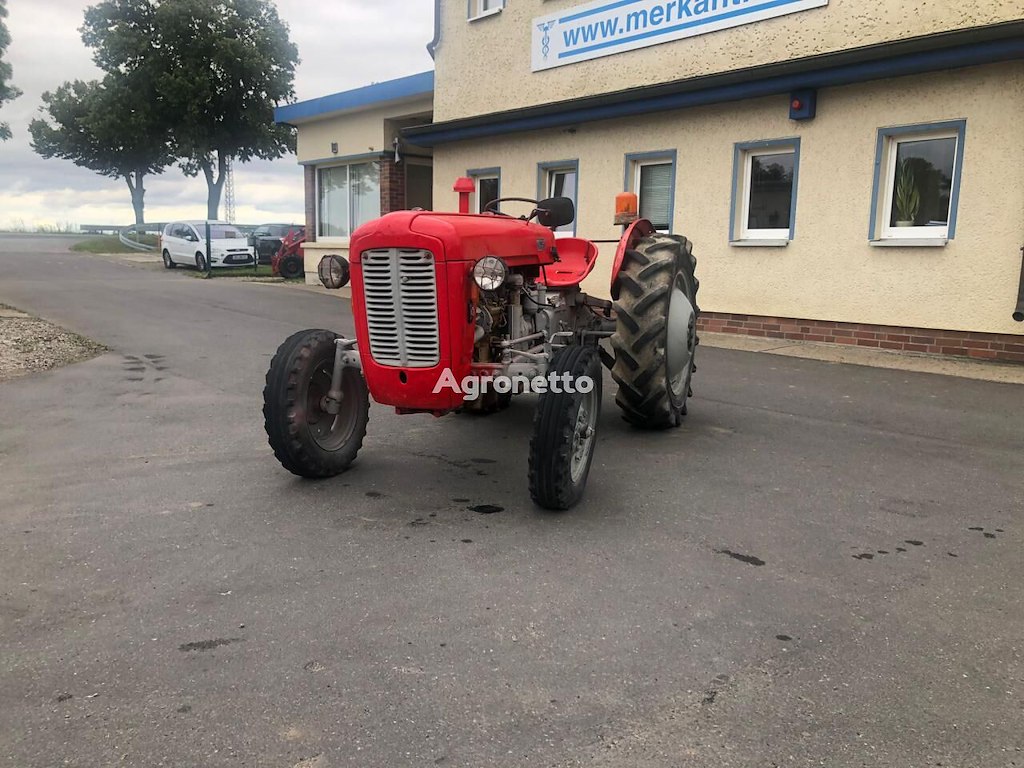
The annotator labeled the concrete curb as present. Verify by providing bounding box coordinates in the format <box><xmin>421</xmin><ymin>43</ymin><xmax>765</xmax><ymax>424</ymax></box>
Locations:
<box><xmin>700</xmin><ymin>331</ymin><xmax>1024</xmax><ymax>384</ymax></box>
<box><xmin>249</xmin><ymin>280</ymin><xmax>352</xmax><ymax>300</ymax></box>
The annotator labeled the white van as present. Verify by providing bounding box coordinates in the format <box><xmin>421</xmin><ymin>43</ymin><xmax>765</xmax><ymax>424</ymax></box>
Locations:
<box><xmin>160</xmin><ymin>220</ymin><xmax>254</xmax><ymax>270</ymax></box>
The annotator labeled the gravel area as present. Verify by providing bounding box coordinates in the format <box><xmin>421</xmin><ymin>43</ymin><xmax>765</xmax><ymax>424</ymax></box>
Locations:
<box><xmin>0</xmin><ymin>305</ymin><xmax>105</xmax><ymax>381</ymax></box>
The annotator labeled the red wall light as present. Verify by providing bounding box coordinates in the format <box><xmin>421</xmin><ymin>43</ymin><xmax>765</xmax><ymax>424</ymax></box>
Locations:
<box><xmin>789</xmin><ymin>89</ymin><xmax>817</xmax><ymax>121</ymax></box>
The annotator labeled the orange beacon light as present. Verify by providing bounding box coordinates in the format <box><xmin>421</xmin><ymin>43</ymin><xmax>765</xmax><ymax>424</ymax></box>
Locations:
<box><xmin>614</xmin><ymin>191</ymin><xmax>638</xmax><ymax>226</ymax></box>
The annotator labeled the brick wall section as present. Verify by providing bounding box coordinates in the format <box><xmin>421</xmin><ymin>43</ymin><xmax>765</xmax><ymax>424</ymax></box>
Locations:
<box><xmin>303</xmin><ymin>165</ymin><xmax>316</xmax><ymax>243</ymax></box>
<box><xmin>697</xmin><ymin>312</ymin><xmax>1024</xmax><ymax>364</ymax></box>
<box><xmin>379</xmin><ymin>158</ymin><xmax>406</xmax><ymax>214</ymax></box>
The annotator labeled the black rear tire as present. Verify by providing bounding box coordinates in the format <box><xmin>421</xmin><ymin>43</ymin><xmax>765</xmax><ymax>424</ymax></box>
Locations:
<box><xmin>263</xmin><ymin>329</ymin><xmax>370</xmax><ymax>478</ymax></box>
<box><xmin>528</xmin><ymin>345</ymin><xmax>602</xmax><ymax>510</ymax></box>
<box><xmin>279</xmin><ymin>255</ymin><xmax>303</xmax><ymax>280</ymax></box>
<box><xmin>610</xmin><ymin>234</ymin><xmax>699</xmax><ymax>429</ymax></box>
<box><xmin>162</xmin><ymin>249</ymin><xmax>176</xmax><ymax>269</ymax></box>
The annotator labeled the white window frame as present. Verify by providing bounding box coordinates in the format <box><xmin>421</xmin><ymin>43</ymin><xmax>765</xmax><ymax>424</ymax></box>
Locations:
<box><xmin>468</xmin><ymin>0</ymin><xmax>504</xmax><ymax>21</ymax></box>
<box><xmin>539</xmin><ymin>160</ymin><xmax>579</xmax><ymax>237</ymax></box>
<box><xmin>469</xmin><ymin>169</ymin><xmax>500</xmax><ymax>214</ymax></box>
<box><xmin>736</xmin><ymin>142</ymin><xmax>798</xmax><ymax>242</ymax></box>
<box><xmin>877</xmin><ymin>129</ymin><xmax>960</xmax><ymax>242</ymax></box>
<box><xmin>628</xmin><ymin>154</ymin><xmax>675</xmax><ymax>234</ymax></box>
<box><xmin>316</xmin><ymin>160</ymin><xmax>381</xmax><ymax>243</ymax></box>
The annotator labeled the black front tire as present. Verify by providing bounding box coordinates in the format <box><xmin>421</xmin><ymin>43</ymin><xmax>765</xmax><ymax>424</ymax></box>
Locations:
<box><xmin>195</xmin><ymin>252</ymin><xmax>207</xmax><ymax>271</ymax></box>
<box><xmin>263</xmin><ymin>329</ymin><xmax>370</xmax><ymax>478</ymax></box>
<box><xmin>611</xmin><ymin>234</ymin><xmax>699</xmax><ymax>429</ymax></box>
<box><xmin>528</xmin><ymin>345</ymin><xmax>603</xmax><ymax>510</ymax></box>
<box><xmin>279</xmin><ymin>255</ymin><xmax>303</xmax><ymax>280</ymax></box>
<box><xmin>162</xmin><ymin>250</ymin><xmax>176</xmax><ymax>269</ymax></box>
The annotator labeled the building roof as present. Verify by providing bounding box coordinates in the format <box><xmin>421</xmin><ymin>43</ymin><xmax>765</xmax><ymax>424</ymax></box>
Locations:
<box><xmin>274</xmin><ymin>71</ymin><xmax>434</xmax><ymax>125</ymax></box>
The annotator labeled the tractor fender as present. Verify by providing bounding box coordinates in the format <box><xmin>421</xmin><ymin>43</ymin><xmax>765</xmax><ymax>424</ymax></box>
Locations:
<box><xmin>610</xmin><ymin>218</ymin><xmax>656</xmax><ymax>299</ymax></box>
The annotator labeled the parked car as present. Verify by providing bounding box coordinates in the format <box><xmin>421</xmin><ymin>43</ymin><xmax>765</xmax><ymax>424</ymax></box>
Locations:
<box><xmin>250</xmin><ymin>223</ymin><xmax>304</xmax><ymax>265</ymax></box>
<box><xmin>160</xmin><ymin>221</ymin><xmax>254</xmax><ymax>270</ymax></box>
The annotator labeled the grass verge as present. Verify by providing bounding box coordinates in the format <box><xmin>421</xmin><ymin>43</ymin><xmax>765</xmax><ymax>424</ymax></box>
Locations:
<box><xmin>71</xmin><ymin>236</ymin><xmax>157</xmax><ymax>254</ymax></box>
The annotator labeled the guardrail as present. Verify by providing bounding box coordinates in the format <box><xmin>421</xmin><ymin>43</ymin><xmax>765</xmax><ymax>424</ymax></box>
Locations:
<box><xmin>81</xmin><ymin>224</ymin><xmax>124</xmax><ymax>235</ymax></box>
<box><xmin>118</xmin><ymin>227</ymin><xmax>157</xmax><ymax>252</ymax></box>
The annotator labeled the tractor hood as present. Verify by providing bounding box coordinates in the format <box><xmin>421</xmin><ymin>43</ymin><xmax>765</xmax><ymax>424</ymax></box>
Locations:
<box><xmin>350</xmin><ymin>210</ymin><xmax>557</xmax><ymax>268</ymax></box>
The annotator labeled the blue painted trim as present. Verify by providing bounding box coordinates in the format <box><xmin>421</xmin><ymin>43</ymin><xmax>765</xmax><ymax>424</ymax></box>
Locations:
<box><xmin>729</xmin><ymin>143</ymin><xmax>742</xmax><ymax>244</ymax></box>
<box><xmin>405</xmin><ymin>38</ymin><xmax>1024</xmax><ymax>146</ymax></box>
<box><xmin>785</xmin><ymin>138</ymin><xmax>801</xmax><ymax>240</ymax></box>
<box><xmin>467</xmin><ymin>166</ymin><xmax>501</xmax><ymax>182</ymax></box>
<box><xmin>867</xmin><ymin>119</ymin><xmax>966</xmax><ymax>240</ymax></box>
<box><xmin>867</xmin><ymin>129</ymin><xmax>887</xmax><ymax>241</ymax></box>
<box><xmin>624</xmin><ymin>150</ymin><xmax>677</xmax><ymax>232</ymax></box>
<box><xmin>730</xmin><ymin>137</ymin><xmax>801</xmax><ymax>241</ymax></box>
<box><xmin>560</xmin><ymin>0</ymin><xmax>809</xmax><ymax>59</ymax></box>
<box><xmin>467</xmin><ymin>166</ymin><xmax>501</xmax><ymax>212</ymax></box>
<box><xmin>275</xmin><ymin>71</ymin><xmax>434</xmax><ymax>124</ymax></box>
<box><xmin>537</xmin><ymin>159</ymin><xmax>580</xmax><ymax>234</ymax></box>
<box><xmin>300</xmin><ymin>151</ymin><xmax>387</xmax><ymax>167</ymax></box>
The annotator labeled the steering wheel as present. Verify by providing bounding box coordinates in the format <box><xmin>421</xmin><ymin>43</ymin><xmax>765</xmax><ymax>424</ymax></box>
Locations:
<box><xmin>483</xmin><ymin>197</ymin><xmax>540</xmax><ymax>219</ymax></box>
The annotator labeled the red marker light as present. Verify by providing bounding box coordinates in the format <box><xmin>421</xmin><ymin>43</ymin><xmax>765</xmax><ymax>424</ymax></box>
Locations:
<box><xmin>791</xmin><ymin>99</ymin><xmax>803</xmax><ymax>110</ymax></box>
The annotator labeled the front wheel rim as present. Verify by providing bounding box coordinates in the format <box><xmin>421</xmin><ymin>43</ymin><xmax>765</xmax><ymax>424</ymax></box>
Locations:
<box><xmin>306</xmin><ymin>362</ymin><xmax>361</xmax><ymax>452</ymax></box>
<box><xmin>569</xmin><ymin>388</ymin><xmax>598</xmax><ymax>483</ymax></box>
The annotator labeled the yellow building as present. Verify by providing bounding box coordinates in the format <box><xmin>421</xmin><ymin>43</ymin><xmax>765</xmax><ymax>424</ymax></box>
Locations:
<box><xmin>275</xmin><ymin>1</ymin><xmax>1024</xmax><ymax>362</ymax></box>
<box><xmin>275</xmin><ymin>72</ymin><xmax>435</xmax><ymax>279</ymax></box>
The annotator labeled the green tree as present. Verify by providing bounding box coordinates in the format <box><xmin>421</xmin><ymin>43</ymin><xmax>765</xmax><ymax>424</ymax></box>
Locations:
<box><xmin>29</xmin><ymin>76</ymin><xmax>174</xmax><ymax>224</ymax></box>
<box><xmin>0</xmin><ymin>0</ymin><xmax>21</xmax><ymax>140</ymax></box>
<box><xmin>82</xmin><ymin>0</ymin><xmax>299</xmax><ymax>219</ymax></box>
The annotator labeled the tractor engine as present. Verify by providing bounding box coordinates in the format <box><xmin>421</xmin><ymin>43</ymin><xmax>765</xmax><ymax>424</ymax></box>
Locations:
<box><xmin>466</xmin><ymin>271</ymin><xmax>563</xmax><ymax>412</ymax></box>
<box><xmin>472</xmin><ymin>273</ymin><xmax>558</xmax><ymax>363</ymax></box>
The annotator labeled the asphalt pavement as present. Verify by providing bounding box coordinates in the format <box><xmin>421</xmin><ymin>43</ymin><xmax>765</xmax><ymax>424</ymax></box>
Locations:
<box><xmin>1</xmin><ymin>234</ymin><xmax>1022</xmax><ymax>767</ymax></box>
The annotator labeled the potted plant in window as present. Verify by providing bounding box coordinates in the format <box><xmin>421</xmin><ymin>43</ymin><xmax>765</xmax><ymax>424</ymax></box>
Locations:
<box><xmin>894</xmin><ymin>159</ymin><xmax>920</xmax><ymax>227</ymax></box>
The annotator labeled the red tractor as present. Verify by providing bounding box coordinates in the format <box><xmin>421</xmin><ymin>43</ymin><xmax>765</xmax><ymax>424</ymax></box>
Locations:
<box><xmin>262</xmin><ymin>181</ymin><xmax>699</xmax><ymax>509</ymax></box>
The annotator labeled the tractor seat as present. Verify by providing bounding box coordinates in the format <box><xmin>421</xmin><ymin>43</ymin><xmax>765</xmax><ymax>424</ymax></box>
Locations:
<box><xmin>540</xmin><ymin>237</ymin><xmax>599</xmax><ymax>288</ymax></box>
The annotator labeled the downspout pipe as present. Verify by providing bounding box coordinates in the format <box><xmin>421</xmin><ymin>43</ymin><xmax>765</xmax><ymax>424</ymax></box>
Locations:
<box><xmin>1014</xmin><ymin>246</ymin><xmax>1024</xmax><ymax>322</ymax></box>
<box><xmin>427</xmin><ymin>0</ymin><xmax>441</xmax><ymax>59</ymax></box>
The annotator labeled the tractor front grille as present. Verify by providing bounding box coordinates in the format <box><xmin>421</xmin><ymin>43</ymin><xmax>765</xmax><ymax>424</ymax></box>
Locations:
<box><xmin>361</xmin><ymin>248</ymin><xmax>440</xmax><ymax>367</ymax></box>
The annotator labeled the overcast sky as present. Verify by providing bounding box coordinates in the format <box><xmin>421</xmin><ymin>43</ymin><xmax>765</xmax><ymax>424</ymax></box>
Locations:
<box><xmin>0</xmin><ymin>0</ymin><xmax>435</xmax><ymax>229</ymax></box>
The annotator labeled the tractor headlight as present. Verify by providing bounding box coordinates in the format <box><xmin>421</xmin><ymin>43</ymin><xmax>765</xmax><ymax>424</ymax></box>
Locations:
<box><xmin>318</xmin><ymin>254</ymin><xmax>350</xmax><ymax>289</ymax></box>
<box><xmin>473</xmin><ymin>256</ymin><xmax>508</xmax><ymax>292</ymax></box>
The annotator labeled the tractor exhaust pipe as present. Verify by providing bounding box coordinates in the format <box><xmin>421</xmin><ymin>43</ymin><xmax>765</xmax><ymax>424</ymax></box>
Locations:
<box><xmin>1014</xmin><ymin>245</ymin><xmax>1024</xmax><ymax>322</ymax></box>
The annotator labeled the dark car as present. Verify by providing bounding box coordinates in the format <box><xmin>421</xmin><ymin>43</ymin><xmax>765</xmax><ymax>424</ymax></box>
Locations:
<box><xmin>250</xmin><ymin>223</ymin><xmax>303</xmax><ymax>265</ymax></box>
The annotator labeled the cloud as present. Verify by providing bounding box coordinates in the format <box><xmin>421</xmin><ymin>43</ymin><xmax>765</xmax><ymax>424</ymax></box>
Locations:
<box><xmin>0</xmin><ymin>0</ymin><xmax>434</xmax><ymax>229</ymax></box>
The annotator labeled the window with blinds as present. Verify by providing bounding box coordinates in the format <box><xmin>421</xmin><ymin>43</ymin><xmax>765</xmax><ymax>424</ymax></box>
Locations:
<box><xmin>634</xmin><ymin>160</ymin><xmax>674</xmax><ymax>232</ymax></box>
